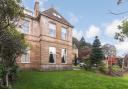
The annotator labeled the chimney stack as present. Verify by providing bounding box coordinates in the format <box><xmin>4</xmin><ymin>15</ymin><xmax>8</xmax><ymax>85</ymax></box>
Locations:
<box><xmin>34</xmin><ymin>0</ymin><xmax>39</xmax><ymax>17</ymax></box>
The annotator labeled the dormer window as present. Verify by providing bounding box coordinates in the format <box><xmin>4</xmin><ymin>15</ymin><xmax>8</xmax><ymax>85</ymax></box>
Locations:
<box><xmin>61</xmin><ymin>27</ymin><xmax>67</xmax><ymax>40</ymax></box>
<box><xmin>53</xmin><ymin>13</ymin><xmax>57</xmax><ymax>16</ymax></box>
<box><xmin>57</xmin><ymin>15</ymin><xmax>61</xmax><ymax>18</ymax></box>
<box><xmin>53</xmin><ymin>13</ymin><xmax>61</xmax><ymax>18</ymax></box>
<box><xmin>22</xmin><ymin>19</ymin><xmax>30</xmax><ymax>34</ymax></box>
<box><xmin>49</xmin><ymin>23</ymin><xmax>56</xmax><ymax>38</ymax></box>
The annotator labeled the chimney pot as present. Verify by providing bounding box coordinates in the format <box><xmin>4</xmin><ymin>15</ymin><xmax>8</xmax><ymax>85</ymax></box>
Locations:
<box><xmin>34</xmin><ymin>0</ymin><xmax>39</xmax><ymax>17</ymax></box>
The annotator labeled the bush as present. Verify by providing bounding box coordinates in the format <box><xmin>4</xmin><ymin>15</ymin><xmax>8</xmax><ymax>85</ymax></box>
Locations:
<box><xmin>84</xmin><ymin>58</ymin><xmax>91</xmax><ymax>70</ymax></box>
<box><xmin>0</xmin><ymin>64</ymin><xmax>7</xmax><ymax>89</ymax></box>
<box><xmin>0</xmin><ymin>64</ymin><xmax>3</xmax><ymax>78</ymax></box>
<box><xmin>98</xmin><ymin>63</ymin><xmax>108</xmax><ymax>73</ymax></box>
<box><xmin>10</xmin><ymin>65</ymin><xmax>19</xmax><ymax>75</ymax></box>
<box><xmin>108</xmin><ymin>65</ymin><xmax>123</xmax><ymax>77</ymax></box>
<box><xmin>9</xmin><ymin>65</ymin><xmax>19</xmax><ymax>81</ymax></box>
<box><xmin>111</xmin><ymin>65</ymin><xmax>122</xmax><ymax>72</ymax></box>
<box><xmin>84</xmin><ymin>58</ymin><xmax>90</xmax><ymax>65</ymax></box>
<box><xmin>0</xmin><ymin>64</ymin><xmax>6</xmax><ymax>79</ymax></box>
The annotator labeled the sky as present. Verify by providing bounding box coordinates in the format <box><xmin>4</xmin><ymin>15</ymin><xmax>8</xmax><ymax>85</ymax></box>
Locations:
<box><xmin>22</xmin><ymin>0</ymin><xmax>128</xmax><ymax>57</ymax></box>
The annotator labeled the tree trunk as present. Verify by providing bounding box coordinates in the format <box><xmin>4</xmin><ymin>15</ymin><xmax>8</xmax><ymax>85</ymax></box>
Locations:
<box><xmin>122</xmin><ymin>58</ymin><xmax>124</xmax><ymax>69</ymax></box>
<box><xmin>106</xmin><ymin>57</ymin><xmax>109</xmax><ymax>68</ymax></box>
<box><xmin>6</xmin><ymin>72</ymin><xmax>9</xmax><ymax>87</ymax></box>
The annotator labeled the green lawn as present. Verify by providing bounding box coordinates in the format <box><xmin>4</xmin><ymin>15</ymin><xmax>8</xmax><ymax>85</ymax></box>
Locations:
<box><xmin>12</xmin><ymin>70</ymin><xmax>128</xmax><ymax>89</ymax></box>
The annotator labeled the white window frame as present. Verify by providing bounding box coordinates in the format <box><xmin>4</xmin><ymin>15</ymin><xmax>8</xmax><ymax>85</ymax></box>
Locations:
<box><xmin>61</xmin><ymin>48</ymin><xmax>67</xmax><ymax>64</ymax></box>
<box><xmin>49</xmin><ymin>47</ymin><xmax>56</xmax><ymax>64</ymax></box>
<box><xmin>49</xmin><ymin>23</ymin><xmax>56</xmax><ymax>38</ymax></box>
<box><xmin>61</xmin><ymin>27</ymin><xmax>67</xmax><ymax>40</ymax></box>
<box><xmin>22</xmin><ymin>19</ymin><xmax>30</xmax><ymax>34</ymax></box>
<box><xmin>21</xmin><ymin>49</ymin><xmax>30</xmax><ymax>64</ymax></box>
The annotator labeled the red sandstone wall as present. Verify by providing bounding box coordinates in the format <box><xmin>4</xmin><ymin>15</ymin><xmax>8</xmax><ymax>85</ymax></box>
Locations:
<box><xmin>17</xmin><ymin>14</ymin><xmax>73</xmax><ymax>71</ymax></box>
<box><xmin>17</xmin><ymin>40</ymin><xmax>41</xmax><ymax>70</ymax></box>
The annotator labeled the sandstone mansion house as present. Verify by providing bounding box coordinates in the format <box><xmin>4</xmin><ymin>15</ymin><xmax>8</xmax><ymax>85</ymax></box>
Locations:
<box><xmin>17</xmin><ymin>0</ymin><xmax>74</xmax><ymax>71</ymax></box>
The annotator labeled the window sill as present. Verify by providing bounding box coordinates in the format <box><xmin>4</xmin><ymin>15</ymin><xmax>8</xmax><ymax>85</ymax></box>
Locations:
<box><xmin>61</xmin><ymin>39</ymin><xmax>69</xmax><ymax>42</ymax></box>
<box><xmin>49</xmin><ymin>36</ymin><xmax>56</xmax><ymax>39</ymax></box>
<box><xmin>41</xmin><ymin>35</ymin><xmax>70</xmax><ymax>42</ymax></box>
<box><xmin>23</xmin><ymin>33</ymin><xmax>30</xmax><ymax>35</ymax></box>
<box><xmin>61</xmin><ymin>63</ymin><xmax>67</xmax><ymax>65</ymax></box>
<box><xmin>21</xmin><ymin>62</ymin><xmax>30</xmax><ymax>64</ymax></box>
<box><xmin>49</xmin><ymin>63</ymin><xmax>56</xmax><ymax>64</ymax></box>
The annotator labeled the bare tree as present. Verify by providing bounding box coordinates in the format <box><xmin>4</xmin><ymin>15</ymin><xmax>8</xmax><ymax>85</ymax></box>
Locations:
<box><xmin>109</xmin><ymin>0</ymin><xmax>128</xmax><ymax>15</ymax></box>
<box><xmin>102</xmin><ymin>44</ymin><xmax>116</xmax><ymax>67</ymax></box>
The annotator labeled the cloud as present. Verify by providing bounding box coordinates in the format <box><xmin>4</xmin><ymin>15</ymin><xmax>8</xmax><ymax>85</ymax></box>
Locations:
<box><xmin>73</xmin><ymin>29</ymin><xmax>83</xmax><ymax>40</ymax></box>
<box><xmin>105</xmin><ymin>19</ymin><xmax>121</xmax><ymax>37</ymax></box>
<box><xmin>101</xmin><ymin>42</ymin><xmax>106</xmax><ymax>46</ymax></box>
<box><xmin>69</xmin><ymin>12</ymin><xmax>79</xmax><ymax>25</ymax></box>
<box><xmin>103</xmin><ymin>19</ymin><xmax>128</xmax><ymax>56</ymax></box>
<box><xmin>85</xmin><ymin>25</ymin><xmax>101</xmax><ymax>38</ymax></box>
<box><xmin>115</xmin><ymin>39</ymin><xmax>128</xmax><ymax>52</ymax></box>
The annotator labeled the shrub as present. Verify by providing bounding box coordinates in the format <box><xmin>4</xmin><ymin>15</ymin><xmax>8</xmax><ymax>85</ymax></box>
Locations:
<box><xmin>84</xmin><ymin>58</ymin><xmax>91</xmax><ymax>70</ymax></box>
<box><xmin>108</xmin><ymin>65</ymin><xmax>123</xmax><ymax>77</ymax></box>
<box><xmin>0</xmin><ymin>64</ymin><xmax>3</xmax><ymax>78</ymax></box>
<box><xmin>84</xmin><ymin>58</ymin><xmax>90</xmax><ymax>64</ymax></box>
<box><xmin>111</xmin><ymin>65</ymin><xmax>122</xmax><ymax>72</ymax></box>
<box><xmin>9</xmin><ymin>65</ymin><xmax>19</xmax><ymax>81</ymax></box>
<box><xmin>0</xmin><ymin>64</ymin><xmax>6</xmax><ymax>79</ymax></box>
<box><xmin>98</xmin><ymin>63</ymin><xmax>108</xmax><ymax>73</ymax></box>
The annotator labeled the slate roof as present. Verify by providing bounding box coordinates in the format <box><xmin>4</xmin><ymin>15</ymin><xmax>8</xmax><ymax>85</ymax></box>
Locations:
<box><xmin>41</xmin><ymin>8</ymin><xmax>73</xmax><ymax>28</ymax></box>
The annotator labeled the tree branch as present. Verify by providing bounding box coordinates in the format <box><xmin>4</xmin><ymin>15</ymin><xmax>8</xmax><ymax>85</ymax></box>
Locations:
<box><xmin>108</xmin><ymin>10</ymin><xmax>128</xmax><ymax>15</ymax></box>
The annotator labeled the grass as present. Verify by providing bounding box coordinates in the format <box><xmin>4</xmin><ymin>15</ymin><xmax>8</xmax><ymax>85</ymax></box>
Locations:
<box><xmin>12</xmin><ymin>70</ymin><xmax>128</xmax><ymax>89</ymax></box>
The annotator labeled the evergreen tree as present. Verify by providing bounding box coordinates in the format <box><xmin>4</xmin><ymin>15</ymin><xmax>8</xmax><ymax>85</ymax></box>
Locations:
<box><xmin>79</xmin><ymin>36</ymin><xmax>86</xmax><ymax>48</ymax></box>
<box><xmin>72</xmin><ymin>37</ymin><xmax>92</xmax><ymax>49</ymax></box>
<box><xmin>72</xmin><ymin>37</ymin><xmax>80</xmax><ymax>49</ymax></box>
<box><xmin>90</xmin><ymin>36</ymin><xmax>104</xmax><ymax>66</ymax></box>
<box><xmin>0</xmin><ymin>0</ymin><xmax>27</xmax><ymax>88</ymax></box>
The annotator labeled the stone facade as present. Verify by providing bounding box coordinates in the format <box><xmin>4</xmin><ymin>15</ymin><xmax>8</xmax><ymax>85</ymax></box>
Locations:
<box><xmin>17</xmin><ymin>1</ymin><xmax>73</xmax><ymax>71</ymax></box>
